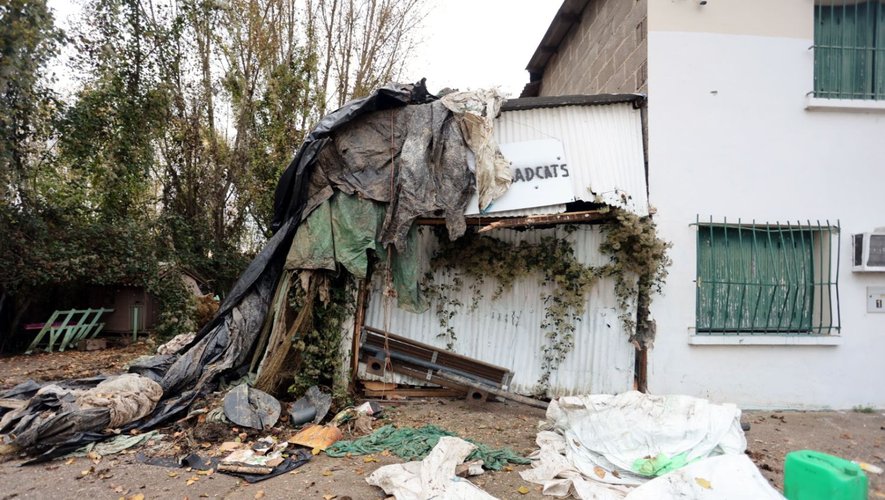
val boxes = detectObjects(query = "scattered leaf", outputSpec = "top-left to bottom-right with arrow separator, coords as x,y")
129,494 -> 144,500
695,477 -> 712,489
312,447 -> 321,455
363,456 -> 378,463
322,470 -> 333,476
186,476 -> 199,486
503,466 -> 513,472
65,458 -> 75,465
168,472 -> 180,478
323,495 -> 336,500
517,486 -> 530,495
380,450 -> 390,457
593,466 -> 606,479
254,491 -> 265,499
197,469 -> 214,476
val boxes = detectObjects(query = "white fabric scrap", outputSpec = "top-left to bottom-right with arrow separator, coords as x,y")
366,436 -> 497,500
626,454 -> 784,500
522,391 -> 760,499
440,89 -> 511,212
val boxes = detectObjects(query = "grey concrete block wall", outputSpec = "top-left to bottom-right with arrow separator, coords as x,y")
539,0 -> 648,96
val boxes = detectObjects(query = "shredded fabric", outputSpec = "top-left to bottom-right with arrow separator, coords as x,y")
325,424 -> 529,470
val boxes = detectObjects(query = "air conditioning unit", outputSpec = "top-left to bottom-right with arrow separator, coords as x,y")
852,230 -> 885,272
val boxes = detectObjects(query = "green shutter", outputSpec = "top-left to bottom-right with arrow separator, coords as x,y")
815,1 -> 883,99
697,226 -> 814,333
876,0 -> 885,99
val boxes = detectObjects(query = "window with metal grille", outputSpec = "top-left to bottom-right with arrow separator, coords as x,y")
814,1 -> 885,100
695,218 -> 841,335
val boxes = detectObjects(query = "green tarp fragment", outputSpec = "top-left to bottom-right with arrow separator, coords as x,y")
330,191 -> 385,279
325,424 -> 529,471
285,192 -> 426,312
632,451 -> 690,477
286,199 -> 336,272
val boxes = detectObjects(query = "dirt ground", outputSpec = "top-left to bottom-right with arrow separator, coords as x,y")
0,345 -> 883,499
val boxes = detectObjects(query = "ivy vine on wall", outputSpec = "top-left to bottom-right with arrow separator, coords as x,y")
422,209 -> 671,393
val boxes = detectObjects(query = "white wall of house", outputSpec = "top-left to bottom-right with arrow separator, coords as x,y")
647,0 -> 885,409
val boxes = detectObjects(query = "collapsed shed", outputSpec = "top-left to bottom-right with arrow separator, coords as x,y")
0,81 -> 654,460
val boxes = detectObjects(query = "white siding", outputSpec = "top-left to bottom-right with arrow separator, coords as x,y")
491,102 -> 648,216
360,225 -> 636,396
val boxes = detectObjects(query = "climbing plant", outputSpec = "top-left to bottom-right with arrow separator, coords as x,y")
287,272 -> 357,404
422,209 -> 670,393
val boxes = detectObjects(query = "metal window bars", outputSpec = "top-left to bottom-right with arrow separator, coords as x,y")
694,217 -> 841,335
813,0 -> 885,100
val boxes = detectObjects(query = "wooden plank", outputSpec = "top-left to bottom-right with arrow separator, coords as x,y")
363,388 -> 466,398
363,327 -> 511,375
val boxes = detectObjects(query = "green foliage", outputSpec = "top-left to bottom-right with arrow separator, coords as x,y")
287,274 -> 357,400
146,269 -> 197,339
600,210 -> 672,347
424,231 -> 604,393
422,210 -> 671,393
0,0 -> 64,196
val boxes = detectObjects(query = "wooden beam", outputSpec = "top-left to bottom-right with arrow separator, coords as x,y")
415,210 -> 613,229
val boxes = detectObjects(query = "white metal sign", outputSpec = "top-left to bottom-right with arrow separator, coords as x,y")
465,139 -> 574,215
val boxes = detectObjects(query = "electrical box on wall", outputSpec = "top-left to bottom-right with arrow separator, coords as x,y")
868,287 -> 885,313
852,230 -> 885,272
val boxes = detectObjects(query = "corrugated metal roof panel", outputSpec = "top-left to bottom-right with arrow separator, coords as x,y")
492,102 -> 648,216
360,225 -> 636,396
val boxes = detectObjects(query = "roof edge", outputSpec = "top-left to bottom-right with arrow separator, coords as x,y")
522,0 -> 592,96
502,93 -> 647,112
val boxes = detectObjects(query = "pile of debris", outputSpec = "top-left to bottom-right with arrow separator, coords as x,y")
0,80 -> 517,460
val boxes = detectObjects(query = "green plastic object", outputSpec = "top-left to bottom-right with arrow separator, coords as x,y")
784,450 -> 868,500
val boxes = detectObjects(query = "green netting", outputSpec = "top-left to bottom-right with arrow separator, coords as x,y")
325,424 -> 529,470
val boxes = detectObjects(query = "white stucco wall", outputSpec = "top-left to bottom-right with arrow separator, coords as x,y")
647,3 -> 885,409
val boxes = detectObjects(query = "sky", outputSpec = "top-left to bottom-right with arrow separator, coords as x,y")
46,0 -> 561,99
407,0 -> 561,97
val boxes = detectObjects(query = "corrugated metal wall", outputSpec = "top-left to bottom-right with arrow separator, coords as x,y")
491,102 -> 648,216
360,225 -> 636,396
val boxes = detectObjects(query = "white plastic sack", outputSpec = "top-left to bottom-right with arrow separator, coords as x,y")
366,436 -> 497,500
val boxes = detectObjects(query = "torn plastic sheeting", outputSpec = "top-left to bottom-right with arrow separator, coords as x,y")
66,430 -> 164,458
440,89 -> 512,212
366,436 -> 497,500
309,98 -> 475,251
520,391 -> 750,499
286,192 -> 425,312
0,374 -> 161,451
223,384 -> 281,430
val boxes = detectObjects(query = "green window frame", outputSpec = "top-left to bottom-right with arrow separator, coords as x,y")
814,0 -> 885,100
695,218 -> 841,335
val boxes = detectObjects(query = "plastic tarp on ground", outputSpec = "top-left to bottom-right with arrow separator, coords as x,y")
520,391 -> 782,499
1,81 -> 504,460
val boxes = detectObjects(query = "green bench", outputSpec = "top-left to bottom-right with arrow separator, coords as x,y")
24,308 -> 114,354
